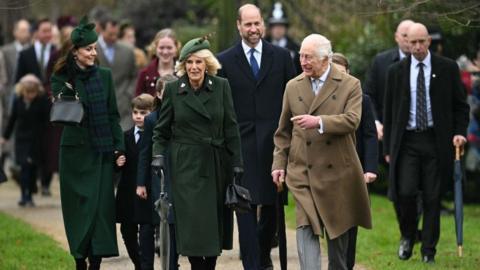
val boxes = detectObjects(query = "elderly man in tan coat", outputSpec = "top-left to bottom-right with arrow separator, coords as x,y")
272,34 -> 372,269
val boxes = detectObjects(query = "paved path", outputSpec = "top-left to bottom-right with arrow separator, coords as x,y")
0,176 -> 365,269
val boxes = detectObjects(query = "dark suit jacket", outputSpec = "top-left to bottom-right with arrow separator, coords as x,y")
383,53 -> 470,201
364,47 -> 401,121
217,40 -> 295,205
15,45 -> 55,83
3,94 -> 50,165
116,127 -> 141,223
356,94 -> 378,174
136,110 -> 164,224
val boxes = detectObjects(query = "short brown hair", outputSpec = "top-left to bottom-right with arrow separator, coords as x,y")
331,53 -> 349,71
131,93 -> 154,111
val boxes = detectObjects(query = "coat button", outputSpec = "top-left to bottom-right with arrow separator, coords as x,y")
326,141 -> 331,145
308,164 -> 312,169
306,141 -> 311,146
327,164 -> 333,169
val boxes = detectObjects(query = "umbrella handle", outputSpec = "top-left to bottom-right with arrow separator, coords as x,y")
455,146 -> 461,161
458,245 -> 463,257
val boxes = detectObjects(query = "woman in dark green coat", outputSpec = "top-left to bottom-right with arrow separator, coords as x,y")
151,37 -> 243,269
50,17 -> 124,270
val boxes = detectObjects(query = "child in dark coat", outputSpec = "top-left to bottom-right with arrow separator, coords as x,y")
136,74 -> 179,270
115,93 -> 154,269
1,74 -> 50,206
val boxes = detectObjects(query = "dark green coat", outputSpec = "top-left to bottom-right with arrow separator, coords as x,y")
51,66 -> 124,258
152,74 -> 242,256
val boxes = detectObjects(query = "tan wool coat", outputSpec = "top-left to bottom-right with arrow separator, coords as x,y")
272,65 -> 372,239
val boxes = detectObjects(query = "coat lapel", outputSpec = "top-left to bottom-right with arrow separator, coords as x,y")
295,74 -> 315,113
308,66 -> 340,114
234,42 -> 257,82
178,76 -> 212,120
96,45 -> 111,67
256,41 -> 273,85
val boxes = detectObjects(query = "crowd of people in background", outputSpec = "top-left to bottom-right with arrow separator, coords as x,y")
0,1 -> 477,270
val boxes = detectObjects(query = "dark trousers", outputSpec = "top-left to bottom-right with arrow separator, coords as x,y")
346,226 -> 357,270
397,130 -> 440,256
19,162 -> 36,203
326,230 -> 350,270
120,223 -> 141,269
139,224 -> 155,270
167,224 -> 180,270
188,256 -> 217,270
236,204 -> 276,270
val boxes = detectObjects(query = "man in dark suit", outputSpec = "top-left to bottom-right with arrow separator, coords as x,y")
217,4 -> 295,270
15,18 -> 55,84
383,23 -> 469,263
365,19 -> 414,137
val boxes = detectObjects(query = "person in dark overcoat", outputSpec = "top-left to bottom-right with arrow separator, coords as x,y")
115,94 -> 154,269
50,17 -> 125,270
1,74 -> 50,206
151,37 -> 243,270
383,23 -> 469,263
136,74 -> 179,270
216,4 -> 295,269
134,29 -> 180,97
332,52 -> 378,270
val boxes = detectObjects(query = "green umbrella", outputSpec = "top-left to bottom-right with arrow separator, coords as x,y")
154,169 -> 171,269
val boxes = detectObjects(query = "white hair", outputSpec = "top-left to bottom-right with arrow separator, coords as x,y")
302,34 -> 333,62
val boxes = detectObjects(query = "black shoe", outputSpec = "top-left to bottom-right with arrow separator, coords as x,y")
18,200 -> 27,207
398,238 -> 413,260
422,255 -> 435,264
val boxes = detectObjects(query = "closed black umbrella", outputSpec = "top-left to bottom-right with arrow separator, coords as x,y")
454,146 -> 464,257
154,169 -> 171,269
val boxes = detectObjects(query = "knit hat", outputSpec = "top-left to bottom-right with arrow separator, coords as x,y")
70,16 -> 98,47
178,37 -> 210,62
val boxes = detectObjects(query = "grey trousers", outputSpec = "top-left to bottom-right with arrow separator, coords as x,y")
296,226 -> 350,270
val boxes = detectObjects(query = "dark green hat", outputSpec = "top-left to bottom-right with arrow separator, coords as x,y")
178,37 -> 210,62
70,16 -> 98,47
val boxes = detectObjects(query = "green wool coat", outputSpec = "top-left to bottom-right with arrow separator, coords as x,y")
152,74 -> 242,256
51,67 -> 124,258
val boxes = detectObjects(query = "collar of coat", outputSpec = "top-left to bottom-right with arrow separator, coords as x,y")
177,74 -> 214,94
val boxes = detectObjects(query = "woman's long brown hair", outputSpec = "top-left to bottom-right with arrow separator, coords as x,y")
53,38 -> 75,74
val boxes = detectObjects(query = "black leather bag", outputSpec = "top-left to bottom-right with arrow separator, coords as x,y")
225,175 -> 252,213
50,82 -> 84,126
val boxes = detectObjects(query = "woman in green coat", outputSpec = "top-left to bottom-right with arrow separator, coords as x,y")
151,37 -> 243,269
50,17 -> 124,270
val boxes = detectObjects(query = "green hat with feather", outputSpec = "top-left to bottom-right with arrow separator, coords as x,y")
178,36 -> 211,62
70,16 -> 98,47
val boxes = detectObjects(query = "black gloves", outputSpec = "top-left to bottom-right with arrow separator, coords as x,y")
151,155 -> 165,174
233,166 -> 244,181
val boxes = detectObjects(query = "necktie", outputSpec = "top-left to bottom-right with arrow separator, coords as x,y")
312,78 -> 321,95
39,44 -> 46,79
416,63 -> 428,130
136,130 -> 143,144
249,48 -> 259,79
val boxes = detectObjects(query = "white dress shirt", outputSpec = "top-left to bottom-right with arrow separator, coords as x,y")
408,52 -> 433,129
34,41 -> 52,68
242,40 -> 262,67
98,36 -> 115,64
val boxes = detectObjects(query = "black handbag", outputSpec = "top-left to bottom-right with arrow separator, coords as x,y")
50,82 -> 84,126
225,175 -> 252,213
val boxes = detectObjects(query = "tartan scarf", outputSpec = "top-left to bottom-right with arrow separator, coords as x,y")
74,64 -> 114,153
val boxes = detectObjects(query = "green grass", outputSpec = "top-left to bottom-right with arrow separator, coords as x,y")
0,211 -> 73,269
285,193 -> 480,269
